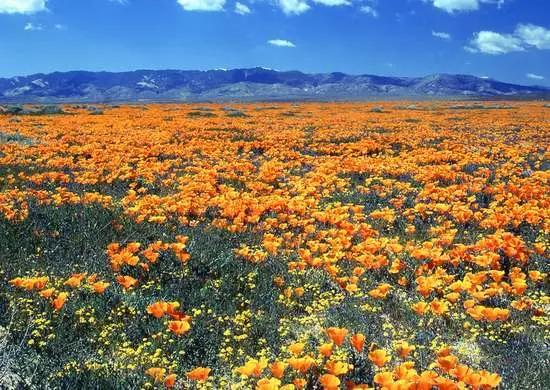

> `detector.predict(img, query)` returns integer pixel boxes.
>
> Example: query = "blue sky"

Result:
[0,0,549,85]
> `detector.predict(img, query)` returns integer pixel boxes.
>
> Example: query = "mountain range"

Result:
[0,68,548,102]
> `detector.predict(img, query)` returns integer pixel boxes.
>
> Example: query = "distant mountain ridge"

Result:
[0,68,548,102]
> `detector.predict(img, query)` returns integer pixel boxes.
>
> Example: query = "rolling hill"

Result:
[0,68,548,102]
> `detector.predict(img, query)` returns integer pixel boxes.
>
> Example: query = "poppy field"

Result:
[0,102,549,389]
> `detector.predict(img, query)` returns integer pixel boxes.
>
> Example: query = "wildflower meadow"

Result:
[1,102,548,389]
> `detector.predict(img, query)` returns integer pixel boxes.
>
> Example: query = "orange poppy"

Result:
[412,301,429,315]
[318,343,334,358]
[167,320,191,335]
[369,349,391,368]
[256,378,282,390]
[479,370,501,388]
[237,358,268,377]
[269,361,287,379]
[326,360,351,376]
[39,287,56,298]
[396,341,415,358]
[163,373,177,388]
[186,367,210,382]
[64,275,84,288]
[288,342,306,356]
[449,364,471,381]
[147,301,168,318]
[320,374,340,390]
[287,356,315,374]
[374,371,394,387]
[351,333,366,352]
[146,367,166,382]
[326,327,349,347]
[437,355,458,371]
[116,275,138,290]
[91,281,109,294]
[52,292,69,311]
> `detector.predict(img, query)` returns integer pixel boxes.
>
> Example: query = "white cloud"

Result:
[177,0,225,11]
[467,23,550,54]
[55,24,67,30]
[312,0,350,6]
[360,5,378,17]
[432,0,478,13]
[466,31,524,54]
[430,0,506,14]
[24,22,44,31]
[278,0,310,15]
[0,0,47,14]
[234,1,250,14]
[268,39,296,47]
[526,73,544,80]
[432,31,451,39]
[515,24,550,50]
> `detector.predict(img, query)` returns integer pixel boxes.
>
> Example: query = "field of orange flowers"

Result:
[0,102,548,389]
